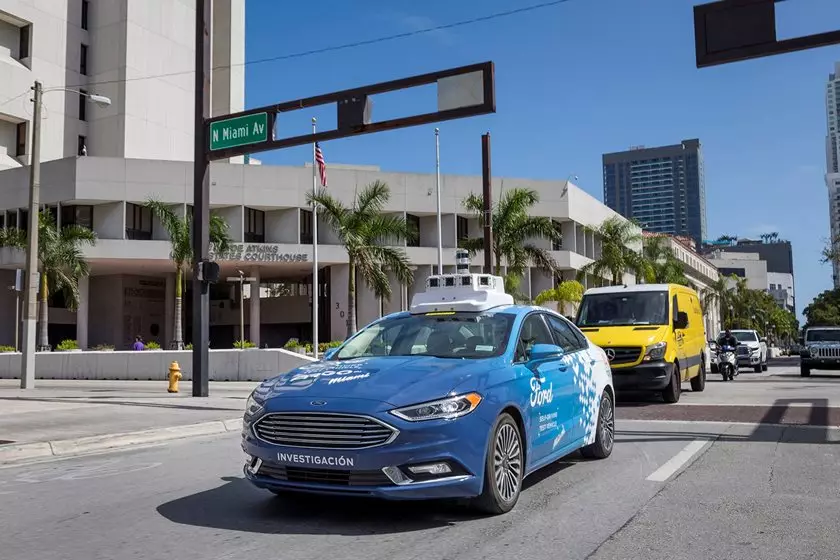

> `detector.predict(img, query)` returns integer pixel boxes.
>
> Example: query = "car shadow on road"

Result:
[157,476,485,534]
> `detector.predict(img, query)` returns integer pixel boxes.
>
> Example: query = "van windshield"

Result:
[576,290,669,327]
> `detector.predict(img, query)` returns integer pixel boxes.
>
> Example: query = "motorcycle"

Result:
[718,345,738,381]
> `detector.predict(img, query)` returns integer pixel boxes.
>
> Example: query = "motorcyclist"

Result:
[718,329,738,351]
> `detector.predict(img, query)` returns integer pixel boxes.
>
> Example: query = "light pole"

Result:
[20,82,111,389]
[227,270,255,348]
[434,128,443,274]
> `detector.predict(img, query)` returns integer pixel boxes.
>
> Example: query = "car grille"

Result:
[258,461,394,487]
[812,346,840,358]
[603,346,642,365]
[253,412,397,449]
[737,346,750,356]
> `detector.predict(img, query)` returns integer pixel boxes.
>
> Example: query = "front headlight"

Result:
[390,393,482,422]
[643,341,667,362]
[750,347,760,354]
[244,392,265,419]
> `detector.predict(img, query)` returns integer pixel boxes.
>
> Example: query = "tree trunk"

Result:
[494,250,502,276]
[173,266,184,349]
[346,258,357,339]
[38,273,49,350]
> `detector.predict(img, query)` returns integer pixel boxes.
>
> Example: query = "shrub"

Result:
[283,338,300,350]
[92,344,114,351]
[145,341,161,350]
[185,343,193,350]
[234,339,256,349]
[56,339,79,351]
[0,345,16,353]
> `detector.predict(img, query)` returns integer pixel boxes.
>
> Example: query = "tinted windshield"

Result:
[806,329,840,343]
[732,331,758,342]
[576,291,669,327]
[333,311,515,360]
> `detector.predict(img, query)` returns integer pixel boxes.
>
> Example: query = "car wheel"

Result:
[662,364,681,403]
[581,391,615,459]
[690,361,706,392]
[801,365,811,377]
[762,360,768,372]
[473,413,524,515]
[754,363,762,373]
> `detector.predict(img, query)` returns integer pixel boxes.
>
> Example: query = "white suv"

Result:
[726,329,768,372]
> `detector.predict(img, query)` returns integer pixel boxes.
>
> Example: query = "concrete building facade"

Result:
[0,158,634,349]
[0,0,244,169]
[603,139,707,245]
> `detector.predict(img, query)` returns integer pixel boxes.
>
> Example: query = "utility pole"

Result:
[20,81,42,389]
[481,133,493,275]
[227,270,256,347]
[434,128,443,274]
[192,0,212,397]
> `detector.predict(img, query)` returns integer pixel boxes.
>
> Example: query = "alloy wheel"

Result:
[492,423,522,503]
[600,394,615,452]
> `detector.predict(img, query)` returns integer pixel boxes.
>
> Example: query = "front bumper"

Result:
[241,403,490,500]
[801,356,840,370]
[737,353,761,366]
[610,361,675,391]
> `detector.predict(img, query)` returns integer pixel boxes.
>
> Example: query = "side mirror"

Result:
[323,347,339,360]
[674,311,689,330]
[528,343,564,362]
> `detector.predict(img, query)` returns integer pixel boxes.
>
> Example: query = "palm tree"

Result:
[307,181,416,338]
[0,210,96,349]
[144,199,232,349]
[577,216,645,286]
[642,235,691,285]
[534,280,585,316]
[460,187,561,286]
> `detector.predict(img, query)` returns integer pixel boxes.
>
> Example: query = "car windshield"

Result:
[576,290,669,327]
[806,329,840,343]
[332,311,516,360]
[731,331,759,342]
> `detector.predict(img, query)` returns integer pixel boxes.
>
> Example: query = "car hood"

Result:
[578,325,669,347]
[254,356,496,408]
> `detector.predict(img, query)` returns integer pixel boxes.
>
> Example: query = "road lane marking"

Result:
[646,438,713,482]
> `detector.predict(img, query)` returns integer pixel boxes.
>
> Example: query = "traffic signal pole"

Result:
[192,0,211,397]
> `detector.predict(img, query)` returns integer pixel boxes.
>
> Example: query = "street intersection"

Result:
[1,358,837,560]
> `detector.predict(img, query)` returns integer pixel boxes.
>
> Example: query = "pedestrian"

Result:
[133,336,145,351]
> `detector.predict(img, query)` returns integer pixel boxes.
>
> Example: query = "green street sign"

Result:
[209,112,269,151]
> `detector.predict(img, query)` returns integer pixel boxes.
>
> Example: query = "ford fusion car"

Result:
[241,270,615,515]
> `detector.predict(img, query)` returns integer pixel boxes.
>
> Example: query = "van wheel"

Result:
[690,361,706,392]
[662,364,681,403]
[472,413,523,515]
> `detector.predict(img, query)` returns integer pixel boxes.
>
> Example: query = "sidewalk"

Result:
[0,380,258,465]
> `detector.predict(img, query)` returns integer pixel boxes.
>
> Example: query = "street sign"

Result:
[209,112,269,151]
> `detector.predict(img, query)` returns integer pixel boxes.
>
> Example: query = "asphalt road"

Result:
[1,360,838,560]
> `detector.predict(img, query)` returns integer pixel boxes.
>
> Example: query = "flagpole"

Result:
[311,117,319,360]
[435,128,443,274]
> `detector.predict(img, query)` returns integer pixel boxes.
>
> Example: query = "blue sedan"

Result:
[241,272,615,514]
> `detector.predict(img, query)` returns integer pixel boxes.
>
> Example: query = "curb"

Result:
[0,417,243,466]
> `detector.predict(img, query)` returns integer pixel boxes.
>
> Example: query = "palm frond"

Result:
[354,180,391,216]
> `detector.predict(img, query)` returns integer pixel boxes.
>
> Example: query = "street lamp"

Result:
[226,269,256,349]
[20,81,112,389]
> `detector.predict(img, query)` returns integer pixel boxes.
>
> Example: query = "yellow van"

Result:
[574,283,707,403]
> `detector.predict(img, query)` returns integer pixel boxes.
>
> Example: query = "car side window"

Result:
[514,313,554,362]
[547,315,584,353]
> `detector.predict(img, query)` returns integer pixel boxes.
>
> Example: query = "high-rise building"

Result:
[825,62,840,287]
[0,0,245,169]
[603,139,707,245]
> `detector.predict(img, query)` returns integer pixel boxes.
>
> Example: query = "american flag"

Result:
[315,142,327,188]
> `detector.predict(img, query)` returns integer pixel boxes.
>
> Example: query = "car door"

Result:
[545,314,592,446]
[513,312,573,466]
[675,291,699,378]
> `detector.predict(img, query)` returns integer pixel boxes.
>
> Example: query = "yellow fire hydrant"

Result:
[167,361,182,393]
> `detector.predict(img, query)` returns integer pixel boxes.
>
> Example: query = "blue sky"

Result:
[244,0,840,320]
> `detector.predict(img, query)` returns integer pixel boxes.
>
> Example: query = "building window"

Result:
[61,205,93,230]
[300,209,313,244]
[125,203,152,240]
[456,216,469,243]
[19,210,28,233]
[406,214,420,247]
[244,207,265,243]
[16,122,26,157]
[19,25,30,59]
[552,220,562,251]
[79,89,87,121]
[77,135,87,156]
[80,43,88,75]
[7,211,17,229]
[81,0,89,30]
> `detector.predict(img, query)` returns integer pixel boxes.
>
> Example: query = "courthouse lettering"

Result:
[209,243,308,263]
